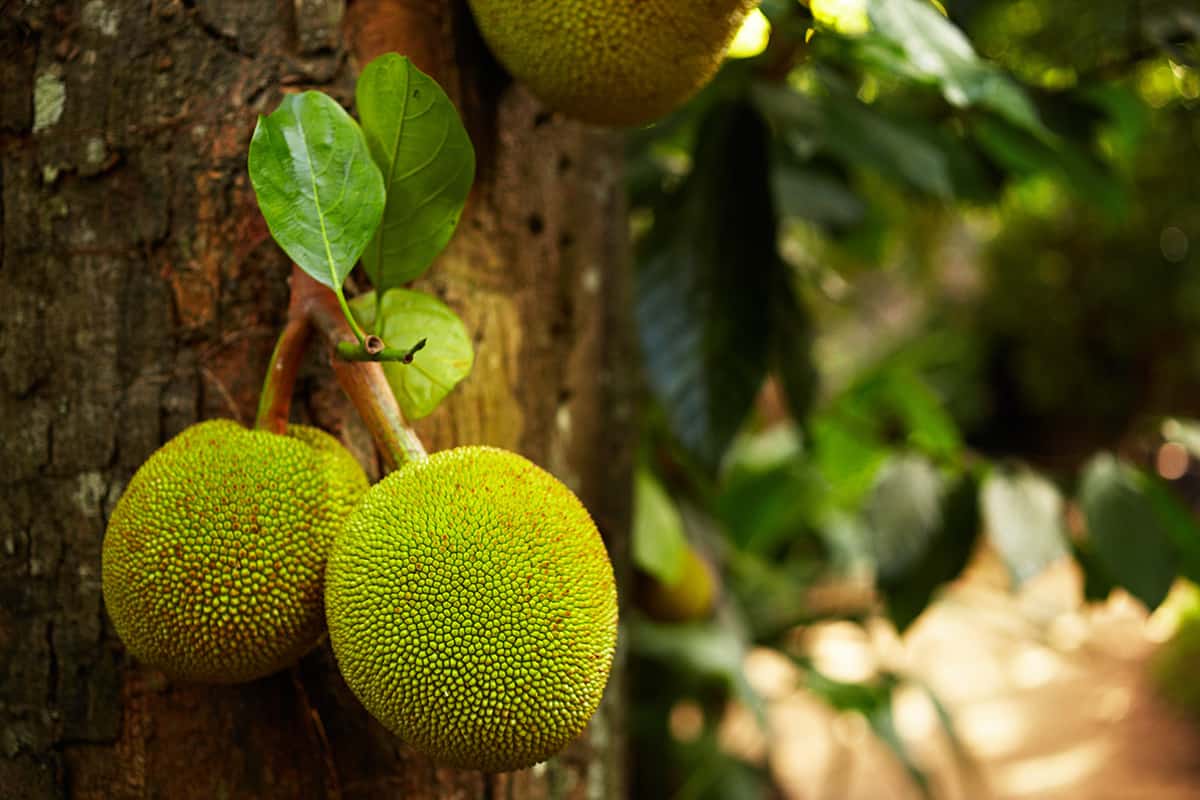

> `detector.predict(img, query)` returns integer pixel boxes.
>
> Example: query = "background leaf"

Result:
[357,54,475,291]
[633,468,690,584]
[636,100,779,472]
[865,0,1044,133]
[351,289,474,420]
[1078,453,1177,609]
[248,91,385,290]
[981,467,1070,585]
[867,456,980,631]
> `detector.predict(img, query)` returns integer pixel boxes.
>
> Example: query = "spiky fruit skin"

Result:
[325,446,618,772]
[101,420,368,684]
[466,0,758,126]
[641,547,717,623]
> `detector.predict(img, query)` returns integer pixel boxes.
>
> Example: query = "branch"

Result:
[288,266,429,469]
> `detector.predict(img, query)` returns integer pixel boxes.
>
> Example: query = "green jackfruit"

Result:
[325,446,618,772]
[101,420,368,683]
[641,546,717,623]
[466,0,759,126]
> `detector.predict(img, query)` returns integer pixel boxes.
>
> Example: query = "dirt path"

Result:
[758,555,1200,799]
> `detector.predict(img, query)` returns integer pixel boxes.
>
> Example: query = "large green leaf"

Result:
[635,101,778,471]
[248,91,385,290]
[356,54,475,291]
[1078,454,1177,609]
[981,467,1070,585]
[633,468,689,584]
[351,289,474,420]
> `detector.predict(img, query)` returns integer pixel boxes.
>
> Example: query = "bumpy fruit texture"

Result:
[101,420,369,683]
[325,446,618,772]
[467,0,759,126]
[641,546,717,623]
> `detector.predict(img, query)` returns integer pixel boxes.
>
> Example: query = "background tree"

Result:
[0,1,632,797]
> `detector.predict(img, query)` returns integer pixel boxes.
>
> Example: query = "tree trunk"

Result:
[0,1,633,797]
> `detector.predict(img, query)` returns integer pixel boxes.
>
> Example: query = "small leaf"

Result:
[629,617,745,686]
[867,456,979,631]
[973,116,1126,217]
[770,267,819,425]
[249,92,385,290]
[867,455,944,581]
[1078,454,1177,610]
[351,289,474,420]
[982,467,1070,585]
[633,469,689,585]
[357,54,475,291]
[771,164,866,228]
[817,88,954,199]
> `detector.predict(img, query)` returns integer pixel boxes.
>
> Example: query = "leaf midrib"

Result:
[297,103,339,285]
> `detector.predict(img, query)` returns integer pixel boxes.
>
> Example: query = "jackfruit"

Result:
[640,546,717,623]
[101,420,368,683]
[466,0,760,126]
[325,446,618,772]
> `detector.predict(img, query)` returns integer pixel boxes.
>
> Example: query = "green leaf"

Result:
[811,415,891,509]
[636,101,778,471]
[769,267,819,425]
[629,617,744,686]
[350,289,474,420]
[717,458,826,555]
[818,88,953,199]
[864,0,1044,135]
[886,370,962,459]
[972,116,1126,217]
[356,54,475,291]
[1078,454,1177,610]
[867,456,979,631]
[248,91,385,290]
[771,164,866,228]
[1073,538,1119,603]
[633,468,689,584]
[1137,474,1200,586]
[867,455,944,581]
[981,467,1070,585]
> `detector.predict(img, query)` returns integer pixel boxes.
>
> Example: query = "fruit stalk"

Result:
[287,266,429,468]
[255,316,313,435]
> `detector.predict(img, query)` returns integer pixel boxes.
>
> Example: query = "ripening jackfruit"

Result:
[102,420,368,683]
[640,546,717,623]
[325,446,618,772]
[466,0,760,126]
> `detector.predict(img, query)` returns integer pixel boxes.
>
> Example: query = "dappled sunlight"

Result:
[757,549,1200,799]
[995,739,1112,796]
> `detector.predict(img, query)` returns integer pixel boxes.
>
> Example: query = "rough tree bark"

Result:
[0,1,633,797]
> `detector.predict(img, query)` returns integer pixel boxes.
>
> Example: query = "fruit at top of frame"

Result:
[466,0,760,126]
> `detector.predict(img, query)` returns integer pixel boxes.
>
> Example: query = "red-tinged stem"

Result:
[254,316,313,435]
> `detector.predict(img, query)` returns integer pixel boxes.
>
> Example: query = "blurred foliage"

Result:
[625,0,1200,796]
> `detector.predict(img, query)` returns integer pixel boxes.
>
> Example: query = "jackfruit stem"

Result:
[255,316,313,435]
[290,267,429,468]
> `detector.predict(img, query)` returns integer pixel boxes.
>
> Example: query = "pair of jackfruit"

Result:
[101,421,617,773]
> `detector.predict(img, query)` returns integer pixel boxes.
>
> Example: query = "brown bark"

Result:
[0,1,633,797]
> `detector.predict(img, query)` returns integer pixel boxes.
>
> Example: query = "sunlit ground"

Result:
[719,551,1200,799]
